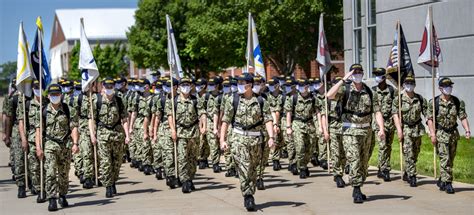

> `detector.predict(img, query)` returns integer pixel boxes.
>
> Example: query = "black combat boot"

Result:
[83,178,93,189]
[319,160,328,170]
[48,198,58,211]
[377,169,384,178]
[105,186,113,198]
[445,182,455,194]
[256,178,265,190]
[17,186,26,198]
[352,186,364,204]
[409,176,417,187]
[79,174,86,184]
[37,191,47,203]
[382,170,391,182]
[244,195,256,211]
[190,180,196,191]
[130,159,137,168]
[112,183,117,195]
[212,163,221,173]
[291,164,299,175]
[402,172,408,182]
[299,169,307,179]
[310,155,319,167]
[281,150,288,159]
[225,168,235,177]
[144,165,152,175]
[58,195,69,208]
[335,176,346,188]
[182,180,191,193]
[272,160,281,171]
[155,168,164,180]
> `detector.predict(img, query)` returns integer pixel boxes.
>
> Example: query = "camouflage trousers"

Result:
[79,127,94,179]
[129,127,140,161]
[436,130,459,183]
[343,128,372,187]
[73,150,82,177]
[12,127,25,187]
[206,129,220,165]
[161,136,176,177]
[97,128,124,187]
[152,137,163,170]
[231,132,262,197]
[280,119,290,159]
[28,142,44,192]
[257,134,269,179]
[329,130,346,177]
[44,140,71,199]
[198,133,210,161]
[376,128,395,171]
[402,133,421,177]
[177,137,198,182]
[293,123,312,171]
[224,128,235,170]
[136,128,153,166]
[270,125,283,161]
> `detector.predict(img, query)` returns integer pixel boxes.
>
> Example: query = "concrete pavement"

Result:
[0,142,473,214]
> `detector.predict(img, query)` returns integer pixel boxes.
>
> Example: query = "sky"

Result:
[0,0,138,65]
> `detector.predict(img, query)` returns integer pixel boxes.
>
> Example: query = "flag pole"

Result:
[428,6,437,179]
[324,73,330,174]
[170,69,178,178]
[396,21,403,173]
[37,25,44,200]
[22,93,28,191]
[82,17,99,187]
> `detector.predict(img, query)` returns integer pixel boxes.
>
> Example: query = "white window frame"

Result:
[366,0,376,77]
[352,0,363,65]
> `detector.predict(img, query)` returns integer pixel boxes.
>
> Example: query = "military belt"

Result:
[293,116,313,123]
[344,110,372,117]
[177,120,199,129]
[436,123,457,133]
[97,121,120,130]
[402,119,422,128]
[233,127,262,137]
[44,134,68,145]
[328,116,341,123]
[342,122,370,128]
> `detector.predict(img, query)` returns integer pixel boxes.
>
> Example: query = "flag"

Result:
[246,13,266,79]
[16,22,35,97]
[316,13,332,78]
[386,23,414,84]
[79,18,99,92]
[418,8,442,73]
[166,15,183,79]
[30,17,51,90]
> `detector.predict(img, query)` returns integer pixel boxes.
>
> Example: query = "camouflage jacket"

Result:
[222,94,272,132]
[372,85,397,131]
[427,95,467,132]
[392,92,428,137]
[166,94,202,138]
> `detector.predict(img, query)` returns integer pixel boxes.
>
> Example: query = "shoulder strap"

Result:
[415,93,424,115]
[62,102,71,123]
[69,94,74,107]
[96,94,103,121]
[434,95,440,117]
[257,95,264,115]
[12,94,19,121]
[115,95,124,118]
[451,96,461,114]
[363,83,373,113]
[388,85,395,99]
[78,94,83,109]
[342,83,351,109]
[231,93,240,124]
[292,93,298,115]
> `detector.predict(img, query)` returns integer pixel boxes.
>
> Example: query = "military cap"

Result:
[314,77,322,84]
[236,73,254,83]
[32,80,40,88]
[116,77,126,84]
[74,81,81,89]
[332,76,343,84]
[276,75,286,81]
[142,79,151,86]
[222,80,231,87]
[155,80,163,87]
[214,76,223,85]
[284,76,296,86]
[102,77,115,87]
[267,78,277,85]
[179,77,193,85]
[438,77,454,87]
[230,78,237,86]
[61,80,73,87]
[253,75,265,83]
[297,79,309,86]
[350,64,364,72]
[164,78,179,86]
[404,75,416,84]
[372,68,386,76]
[195,78,207,85]
[47,84,62,94]
[208,77,218,85]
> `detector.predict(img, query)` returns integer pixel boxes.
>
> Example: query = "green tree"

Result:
[0,61,17,94]
[68,42,128,80]
[127,0,343,77]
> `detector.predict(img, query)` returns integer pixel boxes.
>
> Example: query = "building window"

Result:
[352,0,363,65]
[366,0,376,77]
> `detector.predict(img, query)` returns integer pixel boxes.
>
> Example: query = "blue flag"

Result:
[30,17,51,90]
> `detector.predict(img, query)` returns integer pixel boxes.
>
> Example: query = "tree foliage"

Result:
[68,41,128,80]
[127,0,343,77]
[0,61,16,94]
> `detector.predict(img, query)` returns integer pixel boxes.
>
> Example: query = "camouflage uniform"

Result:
[128,90,139,163]
[196,92,210,166]
[25,98,43,192]
[372,85,397,174]
[327,97,345,177]
[2,94,15,167]
[167,94,203,185]
[75,93,97,183]
[43,102,78,199]
[93,93,127,188]
[337,83,380,187]
[151,92,163,172]
[427,96,467,183]
[161,93,177,179]
[222,94,272,197]
[205,91,221,169]
[221,92,236,172]
[392,92,427,177]
[135,93,154,169]
[10,92,25,188]
[267,91,283,162]
[314,92,326,165]
[285,92,317,174]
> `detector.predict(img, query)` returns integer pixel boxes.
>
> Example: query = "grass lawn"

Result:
[369,134,474,184]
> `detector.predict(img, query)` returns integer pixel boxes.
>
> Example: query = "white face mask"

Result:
[404,84,415,92]
[73,90,81,96]
[279,80,285,86]
[163,86,171,93]
[180,85,191,94]
[104,88,114,96]
[237,84,247,94]
[49,96,61,104]
[268,85,275,92]
[252,85,261,94]
[223,87,231,94]
[207,85,216,92]
[231,85,237,93]
[196,86,203,92]
[134,85,140,91]
[285,86,292,93]
[33,89,41,97]
[441,86,452,95]
[115,83,122,90]
[62,87,71,93]
[297,85,307,94]
[154,88,161,94]
[315,83,322,90]
[375,76,385,84]
[352,74,363,83]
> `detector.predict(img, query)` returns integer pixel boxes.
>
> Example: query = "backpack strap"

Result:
[96,94,102,121]
[231,93,240,124]
[415,93,424,115]
[292,93,298,116]
[12,94,18,122]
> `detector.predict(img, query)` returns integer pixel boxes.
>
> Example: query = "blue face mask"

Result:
[207,85,216,92]
[268,85,276,92]
[223,87,231,94]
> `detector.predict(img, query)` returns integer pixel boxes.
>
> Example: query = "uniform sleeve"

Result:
[222,96,234,124]
[197,96,206,117]
[165,99,172,117]
[284,95,293,113]
[427,98,434,120]
[144,98,152,118]
[274,95,283,113]
[391,95,399,115]
[69,104,79,128]
[129,94,137,113]
[458,99,467,120]
[3,97,13,117]
[263,98,273,124]
[16,97,24,121]
[372,89,381,113]
[422,97,428,118]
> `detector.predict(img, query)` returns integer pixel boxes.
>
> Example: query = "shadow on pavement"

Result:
[366,194,411,201]
[256,201,306,210]
[116,180,142,186]
[455,187,474,193]
[416,180,437,187]
[364,180,382,185]
[122,188,160,195]
[72,198,116,207]
[68,192,97,199]
[199,183,236,190]
[266,182,312,189]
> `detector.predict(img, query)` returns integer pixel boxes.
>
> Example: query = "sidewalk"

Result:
[0,142,473,214]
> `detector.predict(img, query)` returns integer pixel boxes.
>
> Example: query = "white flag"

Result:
[166,15,183,79]
[79,18,99,92]
[16,22,35,97]
[417,8,442,73]
[246,13,266,79]
[316,14,332,78]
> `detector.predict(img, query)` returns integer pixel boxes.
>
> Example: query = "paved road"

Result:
[0,142,473,214]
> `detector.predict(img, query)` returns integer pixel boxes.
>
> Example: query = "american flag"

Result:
[386,23,414,85]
